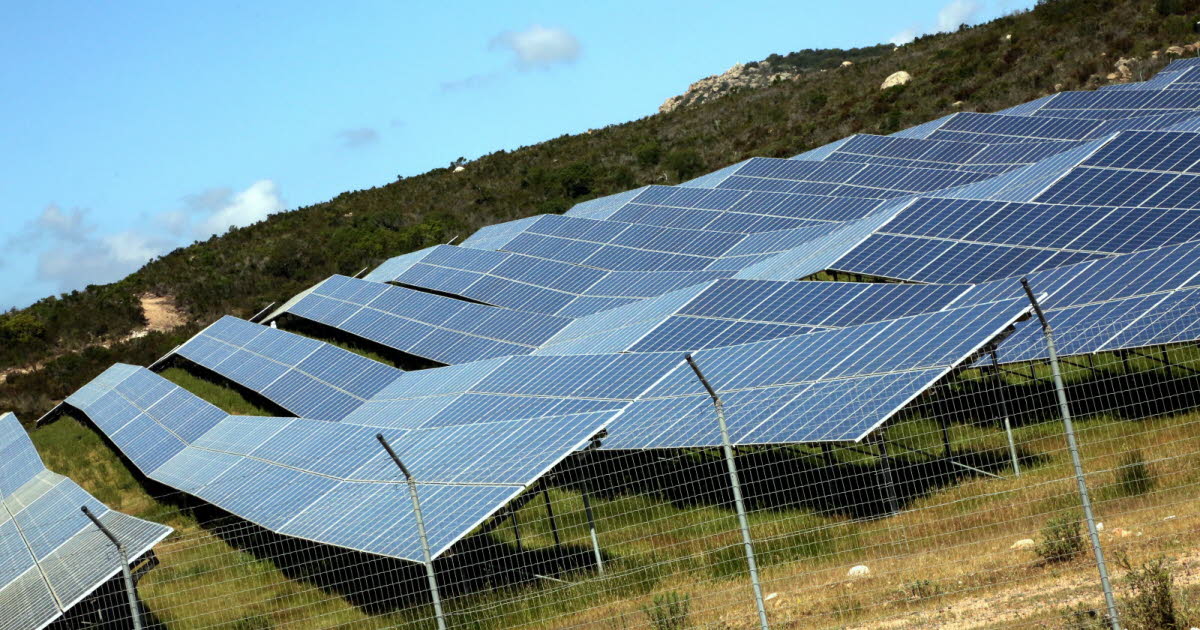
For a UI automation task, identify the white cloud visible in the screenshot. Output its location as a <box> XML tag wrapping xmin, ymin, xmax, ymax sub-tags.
<box><xmin>937</xmin><ymin>0</ymin><xmax>982</xmax><ymax>31</ymax></box>
<box><xmin>490</xmin><ymin>25</ymin><xmax>581</xmax><ymax>69</ymax></box>
<box><xmin>195</xmin><ymin>180</ymin><xmax>284</xmax><ymax>237</ymax></box>
<box><xmin>7</xmin><ymin>180</ymin><xmax>285</xmax><ymax>296</ymax></box>
<box><xmin>890</xmin><ymin>28</ymin><xmax>918</xmax><ymax>46</ymax></box>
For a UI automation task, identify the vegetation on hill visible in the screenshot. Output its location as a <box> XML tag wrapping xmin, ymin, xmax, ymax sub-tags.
<box><xmin>7</xmin><ymin>0</ymin><xmax>1200</xmax><ymax>423</ymax></box>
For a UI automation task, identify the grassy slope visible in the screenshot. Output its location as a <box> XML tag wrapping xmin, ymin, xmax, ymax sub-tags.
<box><xmin>8</xmin><ymin>0</ymin><xmax>1200</xmax><ymax>421</ymax></box>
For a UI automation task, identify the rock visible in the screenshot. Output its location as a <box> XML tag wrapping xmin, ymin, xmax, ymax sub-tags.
<box><xmin>1168</xmin><ymin>46</ymin><xmax>1186</xmax><ymax>56</ymax></box>
<box><xmin>1165</xmin><ymin>515</ymin><xmax>1177</xmax><ymax>520</ymax></box>
<box><xmin>1010</xmin><ymin>539</ymin><xmax>1036</xmax><ymax>550</ymax></box>
<box><xmin>1005</xmin><ymin>33</ymin><xmax>1012</xmax><ymax>41</ymax></box>
<box><xmin>764</xmin><ymin>592</ymin><xmax>778</xmax><ymax>602</ymax></box>
<box><xmin>1114</xmin><ymin>57</ymin><xmax>1139</xmax><ymax>82</ymax></box>
<box><xmin>659</xmin><ymin>61</ymin><xmax>797</xmax><ymax>113</ymax></box>
<box><xmin>1107</xmin><ymin>73</ymin><xmax>1120</xmax><ymax>81</ymax></box>
<box><xmin>453</xmin><ymin>165</ymin><xmax>466</xmax><ymax>173</ymax></box>
<box><xmin>1152</xmin><ymin>50</ymin><xmax>1161</xmax><ymax>59</ymax></box>
<box><xmin>847</xmin><ymin>565</ymin><xmax>870</xmax><ymax>577</ymax></box>
<box><xmin>881</xmin><ymin>71</ymin><xmax>912</xmax><ymax>90</ymax></box>
<box><xmin>1111</xmin><ymin>527</ymin><xmax>1133</xmax><ymax>538</ymax></box>
<box><xmin>841</xmin><ymin>60</ymin><xmax>854</xmax><ymax>67</ymax></box>
<box><xmin>1054</xmin><ymin>83</ymin><xmax>1064</xmax><ymax>91</ymax></box>
<box><xmin>952</xmin><ymin>101</ymin><xmax>964</xmax><ymax>107</ymax></box>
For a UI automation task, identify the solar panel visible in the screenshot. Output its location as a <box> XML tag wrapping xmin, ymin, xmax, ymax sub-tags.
<box><xmin>173</xmin><ymin>316</ymin><xmax>402</xmax><ymax>421</ymax></box>
<box><xmin>282</xmin><ymin>275</ymin><xmax>574</xmax><ymax>364</ymax></box>
<box><xmin>1</xmin><ymin>413</ymin><xmax>172</xmax><ymax>630</ymax></box>
<box><xmin>59</xmin><ymin>369</ymin><xmax>611</xmax><ymax>563</ymax></box>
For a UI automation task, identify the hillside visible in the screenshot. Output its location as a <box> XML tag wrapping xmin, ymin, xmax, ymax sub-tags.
<box><xmin>6</xmin><ymin>0</ymin><xmax>1200</xmax><ymax>423</ymax></box>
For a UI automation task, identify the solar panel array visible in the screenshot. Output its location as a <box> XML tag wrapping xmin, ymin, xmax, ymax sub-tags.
<box><xmin>45</xmin><ymin>57</ymin><xmax>1200</xmax><ymax>577</ymax></box>
<box><xmin>0</xmin><ymin>413</ymin><xmax>171</xmax><ymax>630</ymax></box>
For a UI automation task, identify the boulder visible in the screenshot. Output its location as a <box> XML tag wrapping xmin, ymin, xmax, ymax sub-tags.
<box><xmin>1010</xmin><ymin>539</ymin><xmax>1036</xmax><ymax>550</ymax></box>
<box><xmin>453</xmin><ymin>165</ymin><xmax>466</xmax><ymax>173</ymax></box>
<box><xmin>1167</xmin><ymin>45</ymin><xmax>1186</xmax><ymax>56</ymax></box>
<box><xmin>881</xmin><ymin>71</ymin><xmax>912</xmax><ymax>90</ymax></box>
<box><xmin>841</xmin><ymin>60</ymin><xmax>854</xmax><ymax>67</ymax></box>
<box><xmin>847</xmin><ymin>565</ymin><xmax>870</xmax><ymax>577</ymax></box>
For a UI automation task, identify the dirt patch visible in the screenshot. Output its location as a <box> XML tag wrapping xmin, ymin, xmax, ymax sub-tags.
<box><xmin>139</xmin><ymin>293</ymin><xmax>186</xmax><ymax>332</ymax></box>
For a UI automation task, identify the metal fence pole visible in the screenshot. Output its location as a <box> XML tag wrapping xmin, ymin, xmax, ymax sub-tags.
<box><xmin>685</xmin><ymin>354</ymin><xmax>770</xmax><ymax>630</ymax></box>
<box><xmin>1020</xmin><ymin>279</ymin><xmax>1120</xmax><ymax>630</ymax></box>
<box><xmin>377</xmin><ymin>434</ymin><xmax>448</xmax><ymax>630</ymax></box>
<box><xmin>990</xmin><ymin>348</ymin><xmax>1021</xmax><ymax>477</ymax></box>
<box><xmin>80</xmin><ymin>506</ymin><xmax>142</xmax><ymax>630</ymax></box>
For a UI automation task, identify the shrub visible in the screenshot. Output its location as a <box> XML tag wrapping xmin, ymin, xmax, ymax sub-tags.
<box><xmin>1037</xmin><ymin>515</ymin><xmax>1085</xmax><ymax>564</ymax></box>
<box><xmin>1118</xmin><ymin>555</ymin><xmax>1183</xmax><ymax>630</ymax></box>
<box><xmin>643</xmin><ymin>591</ymin><xmax>691</xmax><ymax>630</ymax></box>
<box><xmin>1116</xmin><ymin>450</ymin><xmax>1155</xmax><ymax>497</ymax></box>
<box><xmin>900</xmin><ymin>579</ymin><xmax>942</xmax><ymax>601</ymax></box>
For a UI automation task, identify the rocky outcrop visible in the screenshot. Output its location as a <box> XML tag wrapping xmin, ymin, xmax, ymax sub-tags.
<box><xmin>659</xmin><ymin>61</ymin><xmax>799</xmax><ymax>113</ymax></box>
<box><xmin>881</xmin><ymin>70</ymin><xmax>912</xmax><ymax>89</ymax></box>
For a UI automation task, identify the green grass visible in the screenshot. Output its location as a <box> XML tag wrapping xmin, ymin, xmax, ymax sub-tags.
<box><xmin>157</xmin><ymin>367</ymin><xmax>276</xmax><ymax>416</ymax></box>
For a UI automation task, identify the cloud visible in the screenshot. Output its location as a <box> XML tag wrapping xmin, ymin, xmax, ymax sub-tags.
<box><xmin>194</xmin><ymin>180</ymin><xmax>284</xmax><ymax>238</ymax></box>
<box><xmin>6</xmin><ymin>180</ymin><xmax>285</xmax><ymax>296</ymax></box>
<box><xmin>890</xmin><ymin>28</ymin><xmax>918</xmax><ymax>46</ymax></box>
<box><xmin>937</xmin><ymin>0</ymin><xmax>982</xmax><ymax>31</ymax></box>
<box><xmin>440</xmin><ymin>72</ymin><xmax>502</xmax><ymax>92</ymax></box>
<box><xmin>336</xmin><ymin>127</ymin><xmax>380</xmax><ymax>149</ymax></box>
<box><xmin>490</xmin><ymin>25</ymin><xmax>581</xmax><ymax>69</ymax></box>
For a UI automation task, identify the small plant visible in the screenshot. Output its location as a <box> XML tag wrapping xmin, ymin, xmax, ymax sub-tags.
<box><xmin>1117</xmin><ymin>555</ymin><xmax>1182</xmax><ymax>630</ymax></box>
<box><xmin>643</xmin><ymin>591</ymin><xmax>691</xmax><ymax>630</ymax></box>
<box><xmin>900</xmin><ymin>579</ymin><xmax>942</xmax><ymax>601</ymax></box>
<box><xmin>1060</xmin><ymin>603</ymin><xmax>1109</xmax><ymax>630</ymax></box>
<box><xmin>1037</xmin><ymin>515</ymin><xmax>1085</xmax><ymax>564</ymax></box>
<box><xmin>1116</xmin><ymin>450</ymin><xmax>1155</xmax><ymax>497</ymax></box>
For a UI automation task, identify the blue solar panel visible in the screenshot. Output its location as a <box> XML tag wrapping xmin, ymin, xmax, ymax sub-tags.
<box><xmin>1</xmin><ymin>413</ymin><xmax>172</xmax><ymax>630</ymax></box>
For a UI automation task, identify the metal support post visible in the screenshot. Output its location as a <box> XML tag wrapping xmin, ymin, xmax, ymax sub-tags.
<box><xmin>1161</xmin><ymin>346</ymin><xmax>1173</xmax><ymax>379</ymax></box>
<box><xmin>1021</xmin><ymin>279</ymin><xmax>1120</xmax><ymax>630</ymax></box>
<box><xmin>821</xmin><ymin>442</ymin><xmax>836</xmax><ymax>467</ymax></box>
<box><xmin>542</xmin><ymin>485</ymin><xmax>562</xmax><ymax>550</ymax></box>
<box><xmin>938</xmin><ymin>416</ymin><xmax>953</xmax><ymax>460</ymax></box>
<box><xmin>377</xmin><ymin>434</ymin><xmax>448</xmax><ymax>630</ymax></box>
<box><xmin>875</xmin><ymin>433</ymin><xmax>901</xmax><ymax>516</ymax></box>
<box><xmin>580</xmin><ymin>489</ymin><xmax>604</xmax><ymax>575</ymax></box>
<box><xmin>81</xmin><ymin>506</ymin><xmax>142</xmax><ymax>630</ymax></box>
<box><xmin>509</xmin><ymin>506</ymin><xmax>523</xmax><ymax>553</ymax></box>
<box><xmin>579</xmin><ymin>437</ymin><xmax>606</xmax><ymax>576</ymax></box>
<box><xmin>1121</xmin><ymin>349</ymin><xmax>1132</xmax><ymax>374</ymax></box>
<box><xmin>685</xmin><ymin>354</ymin><xmax>770</xmax><ymax>630</ymax></box>
<box><xmin>991</xmin><ymin>349</ymin><xmax>1021</xmax><ymax>477</ymax></box>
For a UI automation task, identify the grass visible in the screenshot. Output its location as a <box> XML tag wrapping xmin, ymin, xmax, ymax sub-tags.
<box><xmin>26</xmin><ymin>348</ymin><xmax>1200</xmax><ymax>628</ymax></box>
<box><xmin>157</xmin><ymin>366</ymin><xmax>276</xmax><ymax>416</ymax></box>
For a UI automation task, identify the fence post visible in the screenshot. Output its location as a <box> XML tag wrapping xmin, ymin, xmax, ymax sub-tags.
<box><xmin>80</xmin><ymin>506</ymin><xmax>142</xmax><ymax>630</ymax></box>
<box><xmin>685</xmin><ymin>354</ymin><xmax>770</xmax><ymax>630</ymax></box>
<box><xmin>1020</xmin><ymin>279</ymin><xmax>1120</xmax><ymax>630</ymax></box>
<box><xmin>377</xmin><ymin>434</ymin><xmax>448</xmax><ymax>630</ymax></box>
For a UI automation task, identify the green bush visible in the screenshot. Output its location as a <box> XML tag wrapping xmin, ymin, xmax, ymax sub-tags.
<box><xmin>1116</xmin><ymin>450</ymin><xmax>1156</xmax><ymax>497</ymax></box>
<box><xmin>643</xmin><ymin>591</ymin><xmax>691</xmax><ymax>630</ymax></box>
<box><xmin>1117</xmin><ymin>555</ymin><xmax>1185</xmax><ymax>630</ymax></box>
<box><xmin>1037</xmin><ymin>515</ymin><xmax>1085</xmax><ymax>564</ymax></box>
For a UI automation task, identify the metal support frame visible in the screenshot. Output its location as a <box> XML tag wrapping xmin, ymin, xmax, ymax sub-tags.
<box><xmin>1021</xmin><ymin>279</ymin><xmax>1120</xmax><ymax>630</ymax></box>
<box><xmin>81</xmin><ymin>506</ymin><xmax>142</xmax><ymax>630</ymax></box>
<box><xmin>1060</xmin><ymin>356</ymin><xmax>1103</xmax><ymax>377</ymax></box>
<box><xmin>376</xmin><ymin>434</ymin><xmax>448</xmax><ymax>630</ymax></box>
<box><xmin>685</xmin><ymin>354</ymin><xmax>770</xmax><ymax>630</ymax></box>
<box><xmin>821</xmin><ymin>443</ymin><xmax>836</xmax><ymax>467</ymax></box>
<box><xmin>248</xmin><ymin>302</ymin><xmax>277</xmax><ymax>323</ymax></box>
<box><xmin>990</xmin><ymin>349</ymin><xmax>1021</xmax><ymax>477</ymax></box>
<box><xmin>1128</xmin><ymin>346</ymin><xmax>1200</xmax><ymax>376</ymax></box>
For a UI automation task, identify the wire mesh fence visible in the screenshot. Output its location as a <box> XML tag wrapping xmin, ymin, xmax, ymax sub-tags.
<box><xmin>8</xmin><ymin>285</ymin><xmax>1200</xmax><ymax>630</ymax></box>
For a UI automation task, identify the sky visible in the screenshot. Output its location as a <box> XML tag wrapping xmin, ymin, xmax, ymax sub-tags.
<box><xmin>0</xmin><ymin>0</ymin><xmax>1034</xmax><ymax>311</ymax></box>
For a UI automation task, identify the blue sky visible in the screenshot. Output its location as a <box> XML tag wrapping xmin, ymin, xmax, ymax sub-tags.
<box><xmin>0</xmin><ymin>0</ymin><xmax>1033</xmax><ymax>311</ymax></box>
